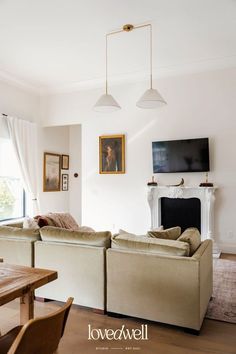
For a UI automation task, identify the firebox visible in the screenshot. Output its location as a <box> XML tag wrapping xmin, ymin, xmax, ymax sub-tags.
<box><xmin>160</xmin><ymin>197</ymin><xmax>201</xmax><ymax>232</ymax></box>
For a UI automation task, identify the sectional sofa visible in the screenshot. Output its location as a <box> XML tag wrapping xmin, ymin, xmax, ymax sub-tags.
<box><xmin>107</xmin><ymin>238</ymin><xmax>212</xmax><ymax>331</ymax></box>
<box><xmin>0</xmin><ymin>221</ymin><xmax>213</xmax><ymax>331</ymax></box>
<box><xmin>0</xmin><ymin>220</ymin><xmax>110</xmax><ymax>311</ymax></box>
<box><xmin>0</xmin><ymin>220</ymin><xmax>40</xmax><ymax>266</ymax></box>
<box><xmin>34</xmin><ymin>226</ymin><xmax>111</xmax><ymax>311</ymax></box>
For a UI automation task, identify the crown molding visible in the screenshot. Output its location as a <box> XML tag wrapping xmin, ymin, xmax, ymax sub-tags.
<box><xmin>39</xmin><ymin>55</ymin><xmax>236</xmax><ymax>95</ymax></box>
<box><xmin>1</xmin><ymin>55</ymin><xmax>236</xmax><ymax>97</ymax></box>
<box><xmin>0</xmin><ymin>70</ymin><xmax>40</xmax><ymax>95</ymax></box>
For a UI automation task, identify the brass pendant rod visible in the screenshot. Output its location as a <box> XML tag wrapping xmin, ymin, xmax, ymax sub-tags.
<box><xmin>150</xmin><ymin>24</ymin><xmax>153</xmax><ymax>89</ymax></box>
<box><xmin>105</xmin><ymin>34</ymin><xmax>108</xmax><ymax>95</ymax></box>
<box><xmin>105</xmin><ymin>23</ymin><xmax>153</xmax><ymax>94</ymax></box>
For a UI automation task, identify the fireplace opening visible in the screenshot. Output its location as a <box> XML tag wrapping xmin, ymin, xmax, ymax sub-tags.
<box><xmin>161</xmin><ymin>197</ymin><xmax>201</xmax><ymax>233</ymax></box>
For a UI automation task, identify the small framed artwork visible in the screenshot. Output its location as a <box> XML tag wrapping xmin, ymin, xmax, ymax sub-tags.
<box><xmin>61</xmin><ymin>155</ymin><xmax>69</xmax><ymax>170</ymax></box>
<box><xmin>43</xmin><ymin>153</ymin><xmax>61</xmax><ymax>192</ymax></box>
<box><xmin>99</xmin><ymin>135</ymin><xmax>125</xmax><ymax>174</ymax></box>
<box><xmin>62</xmin><ymin>174</ymin><xmax>69</xmax><ymax>191</ymax></box>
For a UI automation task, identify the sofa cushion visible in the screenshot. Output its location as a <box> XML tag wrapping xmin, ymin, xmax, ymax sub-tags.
<box><xmin>177</xmin><ymin>228</ymin><xmax>201</xmax><ymax>256</ymax></box>
<box><xmin>0</xmin><ymin>226</ymin><xmax>40</xmax><ymax>241</ymax></box>
<box><xmin>147</xmin><ymin>226</ymin><xmax>181</xmax><ymax>240</ymax></box>
<box><xmin>111</xmin><ymin>233</ymin><xmax>190</xmax><ymax>256</ymax></box>
<box><xmin>40</xmin><ymin>226</ymin><xmax>111</xmax><ymax>248</ymax></box>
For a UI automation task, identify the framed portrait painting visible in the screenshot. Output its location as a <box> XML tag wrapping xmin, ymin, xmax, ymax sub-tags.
<box><xmin>99</xmin><ymin>135</ymin><xmax>125</xmax><ymax>174</ymax></box>
<box><xmin>43</xmin><ymin>153</ymin><xmax>61</xmax><ymax>192</ymax></box>
<box><xmin>61</xmin><ymin>154</ymin><xmax>69</xmax><ymax>170</ymax></box>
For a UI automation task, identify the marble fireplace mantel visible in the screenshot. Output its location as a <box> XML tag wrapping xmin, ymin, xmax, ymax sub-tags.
<box><xmin>147</xmin><ymin>186</ymin><xmax>217</xmax><ymax>243</ymax></box>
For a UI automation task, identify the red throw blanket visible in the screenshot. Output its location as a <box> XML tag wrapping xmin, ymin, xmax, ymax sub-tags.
<box><xmin>35</xmin><ymin>212</ymin><xmax>79</xmax><ymax>230</ymax></box>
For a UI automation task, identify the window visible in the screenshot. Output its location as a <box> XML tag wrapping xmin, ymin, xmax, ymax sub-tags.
<box><xmin>0</xmin><ymin>138</ymin><xmax>25</xmax><ymax>221</ymax></box>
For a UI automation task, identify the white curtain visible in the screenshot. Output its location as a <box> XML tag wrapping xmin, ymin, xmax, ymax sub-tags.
<box><xmin>6</xmin><ymin>116</ymin><xmax>39</xmax><ymax>215</ymax></box>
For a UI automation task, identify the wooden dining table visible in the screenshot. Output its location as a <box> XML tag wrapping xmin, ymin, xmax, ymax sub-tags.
<box><xmin>0</xmin><ymin>263</ymin><xmax>57</xmax><ymax>324</ymax></box>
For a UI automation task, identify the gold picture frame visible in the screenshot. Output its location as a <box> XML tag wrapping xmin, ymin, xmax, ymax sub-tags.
<box><xmin>43</xmin><ymin>153</ymin><xmax>61</xmax><ymax>192</ymax></box>
<box><xmin>99</xmin><ymin>135</ymin><xmax>125</xmax><ymax>174</ymax></box>
<box><xmin>61</xmin><ymin>154</ymin><xmax>69</xmax><ymax>170</ymax></box>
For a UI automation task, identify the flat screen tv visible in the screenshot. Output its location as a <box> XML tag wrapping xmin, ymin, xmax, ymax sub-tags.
<box><xmin>152</xmin><ymin>138</ymin><xmax>210</xmax><ymax>173</ymax></box>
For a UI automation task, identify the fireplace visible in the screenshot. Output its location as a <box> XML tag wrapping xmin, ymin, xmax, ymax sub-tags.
<box><xmin>161</xmin><ymin>197</ymin><xmax>201</xmax><ymax>232</ymax></box>
<box><xmin>147</xmin><ymin>186</ymin><xmax>217</xmax><ymax>242</ymax></box>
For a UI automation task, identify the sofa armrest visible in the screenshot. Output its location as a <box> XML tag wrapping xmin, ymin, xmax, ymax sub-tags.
<box><xmin>0</xmin><ymin>219</ymin><xmax>24</xmax><ymax>228</ymax></box>
<box><xmin>195</xmin><ymin>240</ymin><xmax>213</xmax><ymax>325</ymax></box>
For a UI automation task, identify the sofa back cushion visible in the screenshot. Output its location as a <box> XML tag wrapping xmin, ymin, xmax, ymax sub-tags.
<box><xmin>148</xmin><ymin>226</ymin><xmax>181</xmax><ymax>240</ymax></box>
<box><xmin>111</xmin><ymin>233</ymin><xmax>190</xmax><ymax>256</ymax></box>
<box><xmin>177</xmin><ymin>228</ymin><xmax>201</xmax><ymax>256</ymax></box>
<box><xmin>40</xmin><ymin>226</ymin><xmax>111</xmax><ymax>248</ymax></box>
<box><xmin>4</xmin><ymin>220</ymin><xmax>24</xmax><ymax>228</ymax></box>
<box><xmin>0</xmin><ymin>226</ymin><xmax>40</xmax><ymax>241</ymax></box>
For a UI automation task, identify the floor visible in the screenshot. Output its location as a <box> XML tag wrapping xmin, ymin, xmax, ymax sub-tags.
<box><xmin>0</xmin><ymin>254</ymin><xmax>235</xmax><ymax>354</ymax></box>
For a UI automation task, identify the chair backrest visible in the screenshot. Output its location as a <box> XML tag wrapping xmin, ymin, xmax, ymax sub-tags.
<box><xmin>8</xmin><ymin>297</ymin><xmax>73</xmax><ymax>354</ymax></box>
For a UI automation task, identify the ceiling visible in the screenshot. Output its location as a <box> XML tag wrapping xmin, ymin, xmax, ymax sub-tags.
<box><xmin>0</xmin><ymin>0</ymin><xmax>235</xmax><ymax>94</ymax></box>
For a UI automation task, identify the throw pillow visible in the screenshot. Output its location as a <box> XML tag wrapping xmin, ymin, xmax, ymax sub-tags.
<box><xmin>147</xmin><ymin>226</ymin><xmax>181</xmax><ymax>240</ymax></box>
<box><xmin>112</xmin><ymin>229</ymin><xmax>144</xmax><ymax>238</ymax></box>
<box><xmin>151</xmin><ymin>226</ymin><xmax>164</xmax><ymax>231</ymax></box>
<box><xmin>118</xmin><ymin>229</ymin><xmax>137</xmax><ymax>236</ymax></box>
<box><xmin>23</xmin><ymin>217</ymin><xmax>39</xmax><ymax>230</ymax></box>
<box><xmin>177</xmin><ymin>228</ymin><xmax>201</xmax><ymax>256</ymax></box>
<box><xmin>77</xmin><ymin>226</ymin><xmax>95</xmax><ymax>232</ymax></box>
<box><xmin>34</xmin><ymin>212</ymin><xmax>79</xmax><ymax>230</ymax></box>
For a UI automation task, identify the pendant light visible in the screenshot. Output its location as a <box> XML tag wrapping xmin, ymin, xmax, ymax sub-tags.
<box><xmin>94</xmin><ymin>23</ymin><xmax>166</xmax><ymax>111</ymax></box>
<box><xmin>93</xmin><ymin>29</ymin><xmax>121</xmax><ymax>112</ymax></box>
<box><xmin>136</xmin><ymin>24</ymin><xmax>166</xmax><ymax>108</ymax></box>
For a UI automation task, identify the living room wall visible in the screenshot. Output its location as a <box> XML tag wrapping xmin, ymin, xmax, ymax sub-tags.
<box><xmin>0</xmin><ymin>80</ymin><xmax>71</xmax><ymax>217</ymax></box>
<box><xmin>0</xmin><ymin>80</ymin><xmax>39</xmax><ymax>123</ymax></box>
<box><xmin>38</xmin><ymin>126</ymin><xmax>70</xmax><ymax>215</ymax></box>
<box><xmin>40</xmin><ymin>67</ymin><xmax>236</xmax><ymax>253</ymax></box>
<box><xmin>37</xmin><ymin>124</ymin><xmax>82</xmax><ymax>224</ymax></box>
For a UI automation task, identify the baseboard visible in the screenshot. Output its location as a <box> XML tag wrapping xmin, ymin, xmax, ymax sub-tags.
<box><xmin>35</xmin><ymin>297</ymin><xmax>53</xmax><ymax>302</ymax></box>
<box><xmin>213</xmin><ymin>252</ymin><xmax>221</xmax><ymax>259</ymax></box>
<box><xmin>107</xmin><ymin>312</ymin><xmax>128</xmax><ymax>318</ymax></box>
<box><xmin>218</xmin><ymin>243</ymin><xmax>236</xmax><ymax>254</ymax></box>
<box><xmin>92</xmin><ymin>309</ymin><xmax>105</xmax><ymax>315</ymax></box>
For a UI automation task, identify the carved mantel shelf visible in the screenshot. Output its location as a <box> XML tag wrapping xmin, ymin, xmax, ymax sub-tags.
<box><xmin>147</xmin><ymin>186</ymin><xmax>218</xmax><ymax>243</ymax></box>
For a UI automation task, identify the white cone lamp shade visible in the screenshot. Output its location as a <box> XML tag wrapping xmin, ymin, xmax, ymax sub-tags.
<box><xmin>93</xmin><ymin>93</ymin><xmax>121</xmax><ymax>112</ymax></box>
<box><xmin>136</xmin><ymin>88</ymin><xmax>166</xmax><ymax>109</ymax></box>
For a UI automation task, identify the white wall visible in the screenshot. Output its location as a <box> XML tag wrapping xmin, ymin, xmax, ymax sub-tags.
<box><xmin>0</xmin><ymin>79</ymin><xmax>72</xmax><ymax>216</ymax></box>
<box><xmin>40</xmin><ymin>67</ymin><xmax>236</xmax><ymax>252</ymax></box>
<box><xmin>38</xmin><ymin>126</ymin><xmax>70</xmax><ymax>214</ymax></box>
<box><xmin>69</xmin><ymin>125</ymin><xmax>82</xmax><ymax>224</ymax></box>
<box><xmin>0</xmin><ymin>80</ymin><xmax>39</xmax><ymax>122</ymax></box>
<box><xmin>38</xmin><ymin>124</ymin><xmax>82</xmax><ymax>223</ymax></box>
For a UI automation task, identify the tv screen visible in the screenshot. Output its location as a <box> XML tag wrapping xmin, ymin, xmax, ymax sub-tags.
<box><xmin>152</xmin><ymin>138</ymin><xmax>210</xmax><ymax>173</ymax></box>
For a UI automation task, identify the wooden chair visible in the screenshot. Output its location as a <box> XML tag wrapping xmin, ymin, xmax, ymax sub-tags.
<box><xmin>0</xmin><ymin>297</ymin><xmax>73</xmax><ymax>354</ymax></box>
